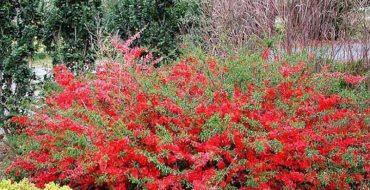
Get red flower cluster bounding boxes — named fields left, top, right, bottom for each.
left=7, top=40, right=369, bottom=190
left=53, top=65, right=74, bottom=87
left=323, top=69, right=367, bottom=86
left=343, top=75, right=367, bottom=85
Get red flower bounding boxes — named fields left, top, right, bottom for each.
left=262, top=48, right=270, bottom=61
left=53, top=65, right=74, bottom=87
left=9, top=116, right=28, bottom=125
left=132, top=47, right=144, bottom=59
left=315, top=94, right=341, bottom=111
left=343, top=74, right=366, bottom=85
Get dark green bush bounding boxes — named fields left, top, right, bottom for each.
left=43, top=0, right=102, bottom=71
left=42, top=0, right=199, bottom=68
left=103, top=0, right=199, bottom=61
left=0, top=0, right=42, bottom=133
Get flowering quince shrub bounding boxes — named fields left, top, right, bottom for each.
left=6, top=37, right=370, bottom=190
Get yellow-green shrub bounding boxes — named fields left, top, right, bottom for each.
left=0, top=179, right=71, bottom=190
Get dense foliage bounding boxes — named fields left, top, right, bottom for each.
left=0, top=179, right=71, bottom=190
left=43, top=0, right=102, bottom=70
left=103, top=0, right=199, bottom=60
left=0, top=0, right=198, bottom=133
left=6, top=38, right=369, bottom=189
left=0, top=0, right=43, bottom=133
left=42, top=0, right=199, bottom=70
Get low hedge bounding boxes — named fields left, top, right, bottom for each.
left=0, top=179, right=71, bottom=190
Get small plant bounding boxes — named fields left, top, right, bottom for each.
left=0, top=179, right=71, bottom=190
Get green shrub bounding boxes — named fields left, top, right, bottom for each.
left=42, top=0, right=199, bottom=69
left=0, top=179, right=71, bottom=190
left=0, top=0, right=43, bottom=134
left=102, top=0, right=200, bottom=61
left=43, top=0, right=102, bottom=71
